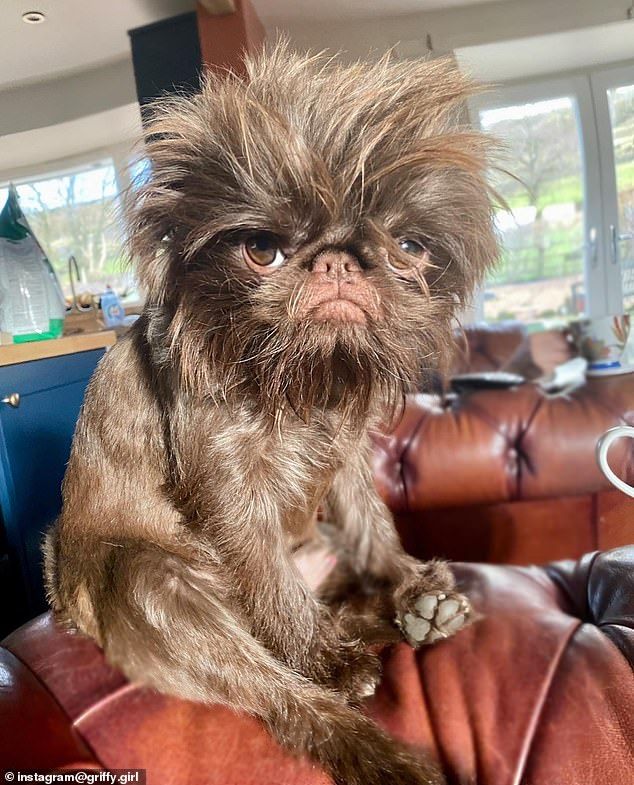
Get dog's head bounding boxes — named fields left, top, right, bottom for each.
left=129, top=43, right=498, bottom=423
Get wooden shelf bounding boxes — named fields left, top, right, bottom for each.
left=0, top=331, right=116, bottom=368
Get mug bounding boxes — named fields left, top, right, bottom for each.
left=596, top=426, right=634, bottom=498
left=570, top=314, right=633, bottom=376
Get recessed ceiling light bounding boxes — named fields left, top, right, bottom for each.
left=22, top=11, right=46, bottom=24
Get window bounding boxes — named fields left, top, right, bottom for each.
left=0, top=158, right=140, bottom=304
left=606, top=83, right=634, bottom=313
left=473, top=64, right=634, bottom=327
left=480, top=98, right=586, bottom=325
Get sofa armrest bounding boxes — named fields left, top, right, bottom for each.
left=373, top=374, right=634, bottom=511
left=2, top=548, right=632, bottom=783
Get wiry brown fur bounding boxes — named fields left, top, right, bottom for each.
left=45, top=44, right=498, bottom=785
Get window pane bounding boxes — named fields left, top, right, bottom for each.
left=2, top=162, right=138, bottom=303
left=607, top=84, right=634, bottom=315
left=480, top=97, right=587, bottom=327
left=129, top=157, right=151, bottom=189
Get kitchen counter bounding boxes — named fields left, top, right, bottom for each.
left=0, top=331, right=116, bottom=368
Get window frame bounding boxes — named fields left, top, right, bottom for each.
left=468, top=60, right=634, bottom=325
left=589, top=63, right=634, bottom=316
left=468, top=73, right=606, bottom=323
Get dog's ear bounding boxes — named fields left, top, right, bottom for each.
left=124, top=100, right=197, bottom=305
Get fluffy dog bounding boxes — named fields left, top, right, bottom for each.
left=45, top=44, right=498, bottom=785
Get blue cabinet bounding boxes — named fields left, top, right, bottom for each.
left=0, top=349, right=105, bottom=631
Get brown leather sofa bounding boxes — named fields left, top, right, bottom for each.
left=1, top=546, right=632, bottom=783
left=372, top=324, right=634, bottom=565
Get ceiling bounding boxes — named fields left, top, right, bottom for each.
left=0, top=104, right=143, bottom=178
left=0, top=0, right=498, bottom=91
left=0, top=0, right=194, bottom=89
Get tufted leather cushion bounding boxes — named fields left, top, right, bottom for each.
left=1, top=546, right=632, bottom=784
left=372, top=373, right=634, bottom=565
left=374, top=375, right=634, bottom=511
left=451, top=322, right=529, bottom=374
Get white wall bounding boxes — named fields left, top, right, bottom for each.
left=0, top=58, right=137, bottom=138
left=273, top=0, right=633, bottom=59
left=0, top=104, right=143, bottom=184
left=2, top=0, right=631, bottom=137
left=456, top=20, right=634, bottom=83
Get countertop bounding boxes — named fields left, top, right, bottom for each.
left=0, top=331, right=117, bottom=368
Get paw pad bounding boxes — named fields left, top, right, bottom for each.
left=398, top=590, right=471, bottom=647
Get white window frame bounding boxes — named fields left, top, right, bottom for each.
left=469, top=74, right=606, bottom=322
left=590, top=63, right=634, bottom=316
left=469, top=62, right=634, bottom=324
left=0, top=144, right=133, bottom=196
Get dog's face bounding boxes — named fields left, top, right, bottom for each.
left=129, top=45, right=498, bottom=422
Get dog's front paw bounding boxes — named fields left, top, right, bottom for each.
left=397, top=590, right=471, bottom=647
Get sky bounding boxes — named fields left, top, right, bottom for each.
left=480, top=96, right=573, bottom=129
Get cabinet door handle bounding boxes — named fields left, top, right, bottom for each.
left=2, top=392, right=20, bottom=408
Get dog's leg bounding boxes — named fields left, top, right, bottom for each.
left=84, top=539, right=446, bottom=785
left=167, top=408, right=382, bottom=698
left=322, top=438, right=472, bottom=651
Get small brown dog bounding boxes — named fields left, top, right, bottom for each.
left=45, top=45, right=498, bottom=785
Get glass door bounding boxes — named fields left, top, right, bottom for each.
left=591, top=66, right=634, bottom=316
left=471, top=76, right=605, bottom=328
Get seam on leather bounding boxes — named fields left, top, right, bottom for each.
left=73, top=680, right=140, bottom=728
left=416, top=652, right=452, bottom=778
left=455, top=390, right=542, bottom=502
left=584, top=549, right=602, bottom=623
left=544, top=551, right=598, bottom=622
left=580, top=550, right=600, bottom=623
left=453, top=397, right=506, bottom=438
left=459, top=398, right=519, bottom=502
left=513, top=392, right=545, bottom=501
left=512, top=618, right=581, bottom=785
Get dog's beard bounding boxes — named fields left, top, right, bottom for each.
left=233, top=318, right=423, bottom=427
left=161, top=275, right=449, bottom=428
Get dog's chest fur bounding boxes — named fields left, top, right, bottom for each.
left=186, top=401, right=352, bottom=545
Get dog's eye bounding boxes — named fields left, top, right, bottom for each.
left=388, top=238, right=428, bottom=272
left=242, top=233, right=286, bottom=269
left=398, top=238, right=426, bottom=257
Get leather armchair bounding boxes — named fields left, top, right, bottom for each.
left=1, top=546, right=632, bottom=784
